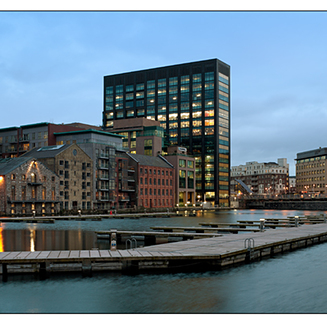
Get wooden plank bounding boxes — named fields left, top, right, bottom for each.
left=59, top=251, right=70, bottom=258
left=109, top=250, right=122, bottom=258
left=69, top=251, right=80, bottom=258
left=47, top=251, right=61, bottom=259
left=119, top=250, right=132, bottom=257
left=25, top=251, right=41, bottom=259
left=1, top=252, right=21, bottom=260
left=128, top=250, right=143, bottom=257
left=90, top=250, right=100, bottom=258
left=137, top=251, right=154, bottom=257
left=0, top=252, right=11, bottom=259
left=35, top=251, right=51, bottom=259
left=99, top=250, right=111, bottom=258
left=80, top=250, right=90, bottom=258
left=15, top=251, right=33, bottom=259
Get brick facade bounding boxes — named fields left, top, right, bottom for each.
left=0, top=157, right=60, bottom=216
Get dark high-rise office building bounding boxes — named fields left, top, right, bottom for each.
left=103, top=59, right=230, bottom=206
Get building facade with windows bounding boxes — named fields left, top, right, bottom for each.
left=110, top=118, right=164, bottom=155
left=54, top=129, right=123, bottom=210
left=0, top=157, right=60, bottom=216
left=231, top=159, right=289, bottom=195
left=164, top=146, right=196, bottom=206
left=103, top=59, right=231, bottom=206
left=23, top=144, right=93, bottom=212
left=296, top=147, right=327, bottom=195
left=0, top=122, right=101, bottom=159
left=124, top=153, right=175, bottom=208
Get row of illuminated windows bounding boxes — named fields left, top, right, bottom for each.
left=179, top=159, right=194, bottom=168
left=297, top=162, right=326, bottom=169
left=106, top=92, right=215, bottom=105
left=297, top=170, right=326, bottom=176
left=297, top=177, right=326, bottom=183
left=157, top=110, right=215, bottom=121
left=168, top=119, right=215, bottom=129
left=297, top=156, right=327, bottom=164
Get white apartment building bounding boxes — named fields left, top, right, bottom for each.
left=231, top=158, right=289, bottom=194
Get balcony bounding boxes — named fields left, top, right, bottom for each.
left=98, top=196, right=110, bottom=201
left=98, top=175, right=109, bottom=180
left=19, top=136, right=29, bottom=143
left=121, top=187, right=135, bottom=192
left=7, top=146, right=17, bottom=153
left=98, top=164, right=109, bottom=170
left=118, top=196, right=130, bottom=202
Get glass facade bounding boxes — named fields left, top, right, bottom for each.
left=103, top=59, right=230, bottom=206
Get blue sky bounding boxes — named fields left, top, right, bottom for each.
left=1, top=11, right=327, bottom=175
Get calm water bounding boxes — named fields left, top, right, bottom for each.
left=1, top=209, right=327, bottom=313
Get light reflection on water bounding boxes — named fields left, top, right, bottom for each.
left=1, top=209, right=327, bottom=313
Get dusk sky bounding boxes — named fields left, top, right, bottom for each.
left=1, top=11, right=327, bottom=175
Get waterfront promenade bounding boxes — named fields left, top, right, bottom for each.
left=2, top=222, right=327, bottom=278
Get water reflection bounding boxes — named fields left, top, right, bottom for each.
left=0, top=228, right=97, bottom=252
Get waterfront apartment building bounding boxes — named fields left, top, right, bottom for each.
left=0, top=122, right=101, bottom=159
left=231, top=159, right=289, bottom=195
left=0, top=157, right=60, bottom=216
left=103, top=59, right=231, bottom=207
left=296, top=147, right=327, bottom=195
left=125, top=153, right=175, bottom=208
left=54, top=129, right=123, bottom=210
left=24, top=144, right=93, bottom=212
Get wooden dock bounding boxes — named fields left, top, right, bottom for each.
left=150, top=226, right=262, bottom=234
left=2, top=223, right=327, bottom=278
left=96, top=230, right=222, bottom=245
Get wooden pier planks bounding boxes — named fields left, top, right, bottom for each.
left=2, top=223, right=327, bottom=275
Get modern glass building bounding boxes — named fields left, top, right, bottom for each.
left=103, top=59, right=230, bottom=207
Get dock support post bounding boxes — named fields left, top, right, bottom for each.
left=82, top=261, right=92, bottom=277
left=295, top=216, right=299, bottom=227
left=260, top=218, right=265, bottom=232
left=39, top=262, right=48, bottom=280
left=110, top=229, right=117, bottom=251
left=1, top=264, right=8, bottom=282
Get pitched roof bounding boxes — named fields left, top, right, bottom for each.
left=0, top=156, right=32, bottom=175
left=128, top=153, right=173, bottom=169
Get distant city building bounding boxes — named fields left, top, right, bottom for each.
left=23, top=144, right=93, bottom=212
left=231, top=159, right=289, bottom=194
left=0, top=122, right=101, bottom=159
left=296, top=147, right=327, bottom=194
left=103, top=59, right=231, bottom=207
left=0, top=157, right=60, bottom=216
left=289, top=176, right=296, bottom=194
